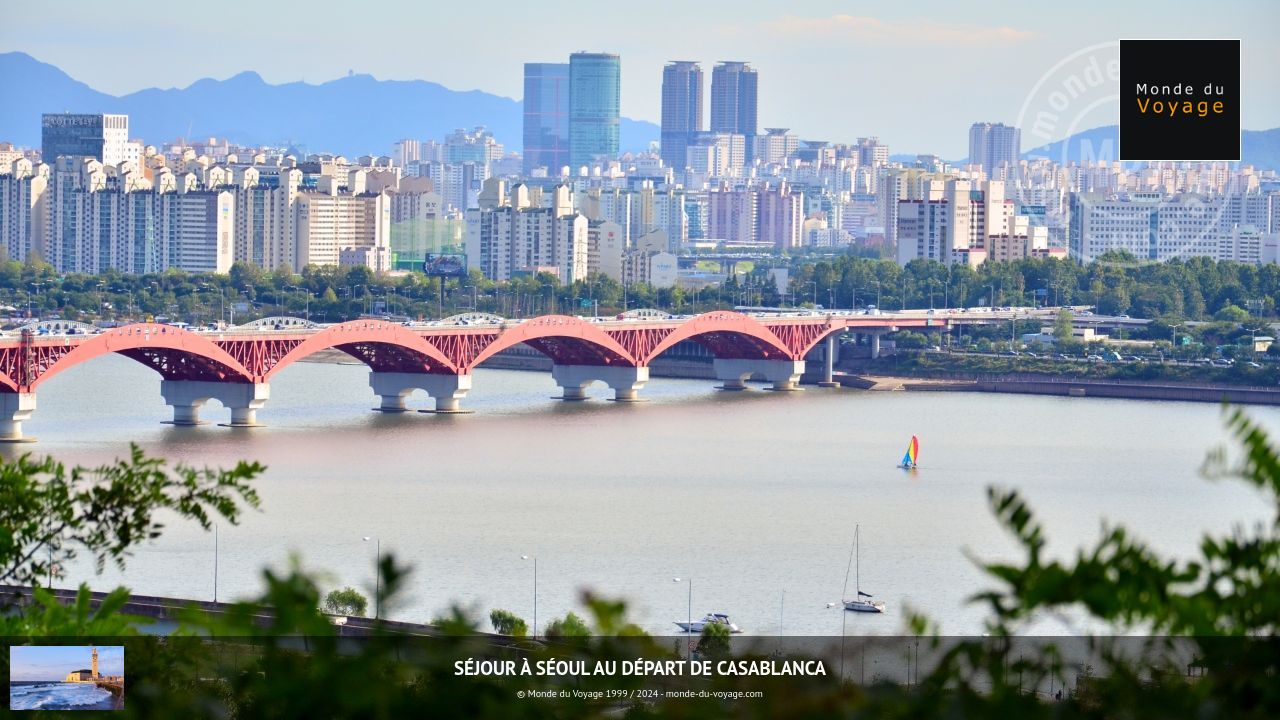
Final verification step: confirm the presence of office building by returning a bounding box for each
[568,52,621,169]
[523,63,571,175]
[660,61,703,172]
[41,113,130,165]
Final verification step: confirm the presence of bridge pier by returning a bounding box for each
[551,364,649,401]
[160,380,270,427]
[870,332,882,359]
[818,335,839,387]
[0,392,37,442]
[368,372,473,413]
[714,358,805,391]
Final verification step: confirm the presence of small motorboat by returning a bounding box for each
[674,613,743,634]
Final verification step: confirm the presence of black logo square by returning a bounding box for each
[1120,39,1240,161]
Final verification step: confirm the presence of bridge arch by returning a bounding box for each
[467,315,637,370]
[18,323,254,392]
[261,319,460,379]
[638,311,793,364]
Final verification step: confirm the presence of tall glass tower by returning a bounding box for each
[568,52,621,169]
[523,63,570,175]
[710,62,758,163]
[660,61,703,172]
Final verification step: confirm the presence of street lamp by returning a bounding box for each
[213,524,219,603]
[807,281,817,309]
[363,536,381,619]
[521,555,538,639]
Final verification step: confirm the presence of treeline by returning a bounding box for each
[1,249,1277,325]
[786,250,1280,320]
[0,259,710,324]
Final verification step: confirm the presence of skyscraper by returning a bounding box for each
[710,62,758,164]
[523,63,570,175]
[568,52,621,169]
[660,61,703,172]
[968,122,1021,175]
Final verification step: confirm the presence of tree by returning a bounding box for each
[1053,308,1074,342]
[321,587,368,617]
[544,611,590,638]
[1213,303,1249,323]
[488,609,528,636]
[0,445,262,588]
[696,620,731,658]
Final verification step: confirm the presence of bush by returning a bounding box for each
[544,611,590,638]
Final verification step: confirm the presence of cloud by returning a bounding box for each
[755,14,1034,48]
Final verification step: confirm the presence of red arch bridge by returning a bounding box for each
[0,308,979,441]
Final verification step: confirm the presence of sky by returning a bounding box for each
[3,0,1277,157]
[9,646,124,682]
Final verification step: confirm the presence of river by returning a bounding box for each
[6,354,1274,637]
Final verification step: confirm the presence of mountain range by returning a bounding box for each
[2,52,1276,170]
[0,52,659,157]
[1022,125,1280,171]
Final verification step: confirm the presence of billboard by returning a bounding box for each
[423,253,467,278]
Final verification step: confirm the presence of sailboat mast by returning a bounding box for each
[855,524,860,595]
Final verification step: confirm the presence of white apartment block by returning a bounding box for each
[295,190,390,271]
[0,159,49,262]
[465,180,587,284]
[1069,192,1273,263]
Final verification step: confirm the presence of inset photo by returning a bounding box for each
[8,645,124,711]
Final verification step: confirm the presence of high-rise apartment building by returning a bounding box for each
[41,113,130,166]
[710,62,758,165]
[523,63,571,175]
[294,188,391,271]
[968,122,1021,175]
[465,179,587,283]
[568,52,621,169]
[660,61,703,172]
[0,159,49,263]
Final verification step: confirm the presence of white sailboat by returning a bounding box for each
[842,524,885,614]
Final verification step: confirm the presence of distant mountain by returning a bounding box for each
[0,52,659,156]
[1023,124,1280,171]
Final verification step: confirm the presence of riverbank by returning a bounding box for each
[298,347,1280,405]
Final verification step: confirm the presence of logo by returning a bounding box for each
[1119,39,1240,161]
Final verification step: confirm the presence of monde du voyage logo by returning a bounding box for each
[1120,39,1240,161]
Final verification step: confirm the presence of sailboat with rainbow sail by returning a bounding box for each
[899,435,919,469]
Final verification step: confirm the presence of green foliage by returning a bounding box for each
[322,587,369,617]
[1053,308,1074,341]
[0,444,263,588]
[544,611,590,638]
[696,621,731,659]
[1214,303,1250,323]
[488,608,527,637]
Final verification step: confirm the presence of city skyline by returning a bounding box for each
[3,1,1277,158]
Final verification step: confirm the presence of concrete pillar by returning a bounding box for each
[713,358,806,392]
[368,372,473,414]
[551,364,649,402]
[0,392,37,442]
[870,333,882,359]
[160,380,270,427]
[818,335,839,387]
